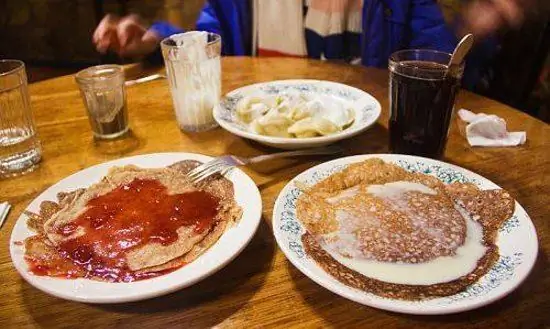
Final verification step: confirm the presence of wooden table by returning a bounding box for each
[1,58,548,328]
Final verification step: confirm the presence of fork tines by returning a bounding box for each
[187,159,233,184]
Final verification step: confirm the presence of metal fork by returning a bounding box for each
[125,73,166,87]
[0,202,11,229]
[187,145,343,184]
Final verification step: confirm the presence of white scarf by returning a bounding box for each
[253,0,307,56]
[252,0,363,57]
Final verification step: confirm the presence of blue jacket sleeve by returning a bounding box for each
[148,2,220,41]
[150,21,185,40]
[196,2,222,35]
[198,0,251,56]
[408,0,457,53]
[151,1,250,56]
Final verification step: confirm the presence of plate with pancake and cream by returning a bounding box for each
[273,154,538,314]
[10,153,262,303]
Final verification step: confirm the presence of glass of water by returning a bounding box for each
[0,60,42,177]
[75,65,129,139]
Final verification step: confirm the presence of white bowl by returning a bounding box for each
[213,79,381,149]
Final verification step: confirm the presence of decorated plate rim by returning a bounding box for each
[272,153,538,315]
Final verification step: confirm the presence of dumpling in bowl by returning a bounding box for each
[293,97,355,129]
[236,96,270,123]
[235,91,356,138]
[250,108,293,137]
[288,117,341,138]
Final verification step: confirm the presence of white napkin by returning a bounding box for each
[457,109,526,147]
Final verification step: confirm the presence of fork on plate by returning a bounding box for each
[187,145,343,184]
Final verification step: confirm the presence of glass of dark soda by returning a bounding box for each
[388,49,464,158]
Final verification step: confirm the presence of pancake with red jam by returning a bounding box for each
[22,160,242,282]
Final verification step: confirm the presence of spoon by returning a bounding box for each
[447,33,474,76]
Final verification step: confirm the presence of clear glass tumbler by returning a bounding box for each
[161,32,221,132]
[0,60,42,177]
[388,49,464,158]
[75,65,129,139]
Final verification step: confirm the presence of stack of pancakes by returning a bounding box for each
[23,160,242,281]
[297,158,515,300]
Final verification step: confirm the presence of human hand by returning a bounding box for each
[462,0,531,37]
[92,14,161,58]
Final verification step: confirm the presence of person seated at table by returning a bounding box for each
[94,0,456,63]
[92,0,529,84]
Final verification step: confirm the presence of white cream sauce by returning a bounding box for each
[323,215,485,285]
[319,180,486,285]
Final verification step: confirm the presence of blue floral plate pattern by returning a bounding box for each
[273,154,538,315]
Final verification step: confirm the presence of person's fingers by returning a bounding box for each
[118,29,160,58]
[108,29,121,54]
[117,14,145,48]
[93,14,118,45]
[96,39,111,54]
[463,1,505,37]
[92,19,104,43]
[491,0,524,27]
[96,31,118,54]
[93,14,122,55]
[141,30,162,48]
[93,22,106,44]
[140,29,162,54]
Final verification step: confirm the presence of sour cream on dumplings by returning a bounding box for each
[236,92,355,138]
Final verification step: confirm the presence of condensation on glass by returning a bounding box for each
[161,32,221,132]
[0,60,42,177]
[75,65,129,139]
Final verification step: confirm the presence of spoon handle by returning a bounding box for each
[448,33,475,76]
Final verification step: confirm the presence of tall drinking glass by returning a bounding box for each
[161,32,221,132]
[0,60,42,177]
[388,50,464,158]
[75,65,129,139]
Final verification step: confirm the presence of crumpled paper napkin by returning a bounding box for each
[457,109,527,147]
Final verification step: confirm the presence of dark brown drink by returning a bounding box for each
[87,104,129,138]
[389,51,463,158]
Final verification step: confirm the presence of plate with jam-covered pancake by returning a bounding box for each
[273,154,538,315]
[10,153,262,303]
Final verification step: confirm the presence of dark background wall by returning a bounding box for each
[0,0,205,65]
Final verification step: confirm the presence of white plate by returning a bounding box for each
[10,153,262,304]
[273,154,538,315]
[213,79,381,149]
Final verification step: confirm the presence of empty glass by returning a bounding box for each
[161,32,221,132]
[75,65,129,139]
[0,60,42,177]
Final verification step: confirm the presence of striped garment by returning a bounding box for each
[151,0,458,68]
[254,0,363,62]
[150,0,496,89]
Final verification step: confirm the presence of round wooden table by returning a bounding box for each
[1,58,548,328]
